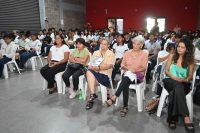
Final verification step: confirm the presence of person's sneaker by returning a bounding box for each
[69,91,77,99]
[68,87,73,94]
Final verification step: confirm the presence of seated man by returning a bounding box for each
[145,33,161,82]
[0,33,16,77]
[19,33,41,70]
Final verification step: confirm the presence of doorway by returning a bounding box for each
[108,18,124,34]
[146,17,166,33]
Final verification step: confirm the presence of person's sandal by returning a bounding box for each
[119,107,128,117]
[184,123,195,133]
[85,94,97,110]
[85,100,94,110]
[168,121,176,130]
[104,96,116,107]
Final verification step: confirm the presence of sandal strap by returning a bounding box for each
[105,97,116,107]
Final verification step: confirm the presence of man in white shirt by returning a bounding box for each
[19,33,41,69]
[0,33,16,77]
[145,33,161,81]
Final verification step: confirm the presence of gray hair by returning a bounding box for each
[100,38,109,45]
[132,35,145,45]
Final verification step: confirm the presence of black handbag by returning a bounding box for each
[68,63,83,70]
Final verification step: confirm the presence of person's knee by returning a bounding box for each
[122,76,130,83]
[62,73,66,80]
[72,74,79,80]
[0,61,4,65]
[40,68,45,75]
[86,71,92,78]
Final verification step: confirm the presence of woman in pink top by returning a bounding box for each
[105,36,148,117]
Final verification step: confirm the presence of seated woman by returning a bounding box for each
[85,39,115,110]
[40,34,70,94]
[62,38,90,99]
[111,34,129,82]
[0,33,16,78]
[163,38,195,132]
[19,33,42,70]
[105,36,148,117]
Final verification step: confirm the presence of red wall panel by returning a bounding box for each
[86,0,199,31]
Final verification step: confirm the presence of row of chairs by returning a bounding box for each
[3,44,43,78]
[42,72,115,104]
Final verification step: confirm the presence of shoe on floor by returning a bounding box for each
[68,87,73,94]
[69,91,77,99]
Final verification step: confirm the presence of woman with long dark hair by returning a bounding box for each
[40,34,70,94]
[163,38,195,132]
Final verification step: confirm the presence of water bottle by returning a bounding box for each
[79,89,84,100]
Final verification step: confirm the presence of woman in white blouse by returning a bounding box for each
[40,34,70,94]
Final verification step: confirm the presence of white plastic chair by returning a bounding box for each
[43,71,65,94]
[29,55,43,70]
[3,58,21,79]
[156,68,197,121]
[62,75,87,99]
[152,51,168,92]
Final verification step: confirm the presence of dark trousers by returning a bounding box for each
[41,44,52,56]
[115,76,135,107]
[155,65,162,96]
[62,67,84,91]
[197,66,200,77]
[19,51,37,69]
[111,59,121,81]
[163,78,190,122]
[146,56,157,81]
[0,57,12,77]
[40,63,67,88]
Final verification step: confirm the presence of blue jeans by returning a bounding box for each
[0,56,12,77]
[19,51,37,69]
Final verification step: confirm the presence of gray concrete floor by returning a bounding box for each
[0,64,200,133]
